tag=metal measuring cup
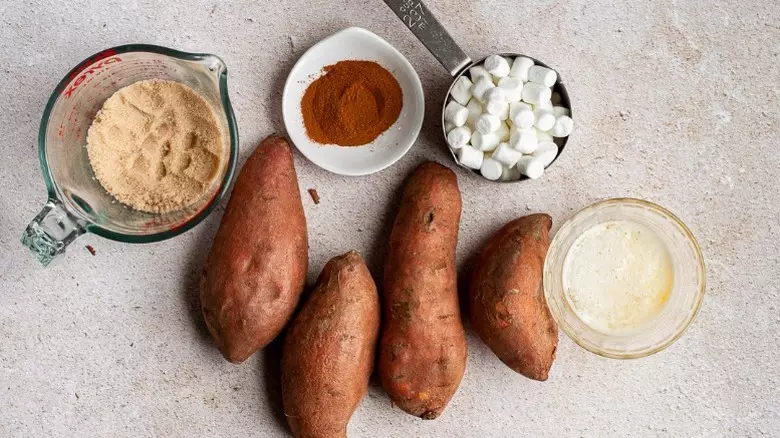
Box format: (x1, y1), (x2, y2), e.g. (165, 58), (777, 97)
(383, 0), (572, 181)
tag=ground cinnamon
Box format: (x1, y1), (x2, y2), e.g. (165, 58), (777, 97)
(301, 60), (403, 146)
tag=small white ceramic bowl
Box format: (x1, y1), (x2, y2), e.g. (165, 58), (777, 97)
(282, 27), (425, 176)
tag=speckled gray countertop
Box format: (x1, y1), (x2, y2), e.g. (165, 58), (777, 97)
(1, 1), (778, 436)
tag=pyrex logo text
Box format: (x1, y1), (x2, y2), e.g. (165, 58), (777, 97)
(63, 57), (122, 98)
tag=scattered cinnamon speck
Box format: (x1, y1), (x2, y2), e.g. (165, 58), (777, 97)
(85, 245), (96, 256)
(308, 188), (320, 204)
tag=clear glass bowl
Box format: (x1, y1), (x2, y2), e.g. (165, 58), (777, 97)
(21, 44), (238, 266)
(543, 198), (706, 359)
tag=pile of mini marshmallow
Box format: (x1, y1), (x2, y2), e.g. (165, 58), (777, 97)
(444, 55), (573, 181)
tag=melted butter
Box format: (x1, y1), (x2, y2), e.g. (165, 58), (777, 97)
(562, 220), (673, 334)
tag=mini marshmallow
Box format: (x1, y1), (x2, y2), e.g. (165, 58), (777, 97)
(485, 100), (509, 118)
(483, 87), (506, 103)
(517, 156), (545, 179)
(476, 113), (501, 134)
(471, 131), (501, 152)
(480, 158), (503, 181)
(484, 55), (510, 78)
(469, 65), (492, 84)
(492, 142), (523, 168)
(466, 99), (483, 127)
(498, 77), (524, 103)
(509, 102), (535, 129)
(533, 141), (558, 166)
(457, 145), (484, 170)
(534, 107), (556, 131)
(496, 122), (511, 142)
(527, 65), (558, 87)
(447, 126), (472, 150)
(509, 128), (538, 154)
(470, 76), (495, 102)
(536, 129), (554, 142)
(553, 106), (570, 117)
(522, 82), (552, 105)
(552, 115), (574, 137)
(495, 101), (510, 120)
(444, 101), (468, 127)
(445, 122), (455, 132)
(551, 92), (562, 105)
(509, 56), (534, 80)
(450, 76), (473, 106)
(509, 123), (524, 137)
(535, 99), (553, 110)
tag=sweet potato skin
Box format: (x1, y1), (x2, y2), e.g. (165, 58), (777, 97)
(281, 251), (380, 438)
(469, 214), (558, 381)
(378, 162), (467, 420)
(200, 135), (308, 363)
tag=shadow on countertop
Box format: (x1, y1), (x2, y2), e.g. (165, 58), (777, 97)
(259, 334), (290, 434)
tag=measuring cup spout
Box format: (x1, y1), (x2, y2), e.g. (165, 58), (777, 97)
(383, 0), (471, 77)
(22, 199), (86, 266)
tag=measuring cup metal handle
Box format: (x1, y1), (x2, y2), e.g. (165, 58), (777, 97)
(383, 0), (471, 77)
(22, 199), (86, 266)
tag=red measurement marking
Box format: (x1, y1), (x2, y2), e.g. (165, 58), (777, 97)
(63, 55), (122, 98)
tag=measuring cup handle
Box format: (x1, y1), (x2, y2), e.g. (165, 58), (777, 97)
(383, 0), (471, 77)
(21, 198), (86, 266)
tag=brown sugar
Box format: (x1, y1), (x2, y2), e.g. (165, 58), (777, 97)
(86, 79), (224, 213)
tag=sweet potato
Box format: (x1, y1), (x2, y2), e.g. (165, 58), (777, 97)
(469, 214), (558, 380)
(200, 135), (308, 363)
(282, 251), (380, 438)
(378, 161), (467, 420)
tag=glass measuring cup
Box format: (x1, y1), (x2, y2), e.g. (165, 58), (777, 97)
(22, 44), (238, 266)
(383, 0), (572, 181)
